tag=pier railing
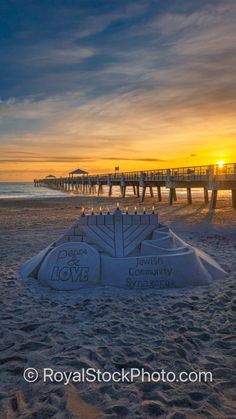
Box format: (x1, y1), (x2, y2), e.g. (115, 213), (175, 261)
(214, 162), (236, 178)
(39, 163), (235, 183)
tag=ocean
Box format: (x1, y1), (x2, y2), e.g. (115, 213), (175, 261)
(0, 182), (68, 199)
(0, 182), (231, 201)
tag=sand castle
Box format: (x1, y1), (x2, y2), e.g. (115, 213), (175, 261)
(21, 205), (226, 290)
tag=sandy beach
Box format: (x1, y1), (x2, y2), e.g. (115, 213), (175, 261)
(0, 194), (235, 418)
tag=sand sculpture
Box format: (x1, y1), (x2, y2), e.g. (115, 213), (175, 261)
(21, 205), (226, 290)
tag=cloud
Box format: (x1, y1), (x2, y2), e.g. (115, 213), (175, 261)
(0, 156), (169, 163)
(73, 2), (148, 39)
(0, 0), (236, 180)
(102, 157), (169, 162)
(26, 46), (94, 68)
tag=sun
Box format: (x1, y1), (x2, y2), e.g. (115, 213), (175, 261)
(217, 160), (225, 169)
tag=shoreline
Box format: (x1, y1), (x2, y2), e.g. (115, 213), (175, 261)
(0, 194), (235, 227)
(0, 184), (233, 203)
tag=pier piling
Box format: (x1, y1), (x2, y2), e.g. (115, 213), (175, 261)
(157, 186), (162, 202)
(210, 190), (218, 210)
(204, 187), (209, 204)
(187, 188), (192, 205)
(141, 186), (146, 202)
(232, 189), (236, 208)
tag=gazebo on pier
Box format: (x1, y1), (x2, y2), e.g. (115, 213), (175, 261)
(69, 168), (88, 178)
(45, 174), (56, 179)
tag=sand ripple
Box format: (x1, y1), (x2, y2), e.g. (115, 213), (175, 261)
(0, 196), (235, 418)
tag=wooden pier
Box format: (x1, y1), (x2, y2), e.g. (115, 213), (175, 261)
(34, 163), (236, 209)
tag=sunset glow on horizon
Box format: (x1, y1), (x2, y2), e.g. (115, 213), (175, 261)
(0, 1), (236, 181)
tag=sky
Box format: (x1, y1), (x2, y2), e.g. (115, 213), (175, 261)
(0, 0), (236, 181)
